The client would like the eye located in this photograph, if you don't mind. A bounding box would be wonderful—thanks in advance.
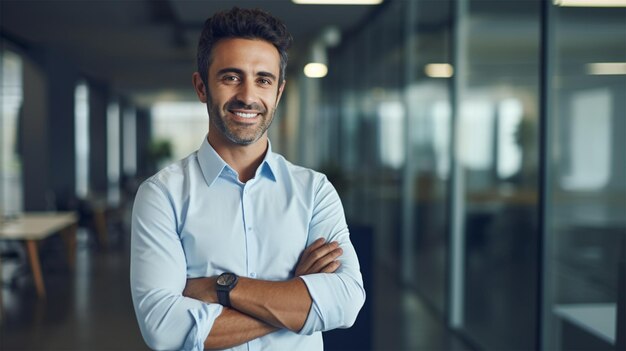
[258,78,272,86]
[222,75,240,84]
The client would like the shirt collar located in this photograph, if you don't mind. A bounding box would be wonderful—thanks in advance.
[198,137,278,187]
[258,140,279,182]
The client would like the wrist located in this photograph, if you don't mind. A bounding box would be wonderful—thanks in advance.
[183,277,219,304]
[208,277,218,303]
[216,273,239,307]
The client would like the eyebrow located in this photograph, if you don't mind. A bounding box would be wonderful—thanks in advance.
[216,67,277,81]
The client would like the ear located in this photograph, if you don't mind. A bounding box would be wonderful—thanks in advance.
[276,80,286,105]
[192,72,208,103]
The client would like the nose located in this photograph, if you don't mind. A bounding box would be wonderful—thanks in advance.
[235,80,257,107]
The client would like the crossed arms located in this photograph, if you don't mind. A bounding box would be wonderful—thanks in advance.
[131,178,366,350]
[183,238,343,349]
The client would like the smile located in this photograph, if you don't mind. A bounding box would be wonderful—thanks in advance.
[233,111,259,119]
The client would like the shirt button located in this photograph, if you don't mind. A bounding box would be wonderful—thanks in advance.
[247,226,253,231]
[250,272,257,278]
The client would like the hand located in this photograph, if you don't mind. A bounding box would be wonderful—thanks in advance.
[295,238,343,276]
[183,277,217,303]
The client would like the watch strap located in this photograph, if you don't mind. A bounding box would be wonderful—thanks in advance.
[217,288,231,307]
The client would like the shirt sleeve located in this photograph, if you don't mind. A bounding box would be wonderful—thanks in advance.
[130,180,223,350]
[298,176,366,335]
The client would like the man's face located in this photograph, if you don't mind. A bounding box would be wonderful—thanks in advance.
[204,38,284,146]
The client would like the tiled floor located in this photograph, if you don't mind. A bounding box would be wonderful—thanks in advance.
[1,225,470,351]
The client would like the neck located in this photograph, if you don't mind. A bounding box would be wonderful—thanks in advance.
[207,131,268,183]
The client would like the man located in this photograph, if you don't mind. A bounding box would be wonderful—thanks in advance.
[130,7,365,351]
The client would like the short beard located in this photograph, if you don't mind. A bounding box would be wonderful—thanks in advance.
[208,97,275,146]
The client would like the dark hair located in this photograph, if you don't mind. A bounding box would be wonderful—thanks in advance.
[197,7,293,86]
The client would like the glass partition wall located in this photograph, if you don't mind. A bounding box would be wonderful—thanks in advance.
[408,0,454,315]
[315,0,624,349]
[543,3,626,350]
[0,48,24,218]
[452,1,541,349]
[325,1,408,270]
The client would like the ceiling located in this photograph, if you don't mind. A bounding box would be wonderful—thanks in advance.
[2,1,622,106]
[0,0,382,105]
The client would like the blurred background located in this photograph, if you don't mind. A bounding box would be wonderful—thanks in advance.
[1,0,625,350]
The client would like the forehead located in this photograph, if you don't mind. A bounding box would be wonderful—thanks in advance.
[209,38,280,75]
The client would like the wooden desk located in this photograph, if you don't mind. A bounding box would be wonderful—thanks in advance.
[0,212,78,299]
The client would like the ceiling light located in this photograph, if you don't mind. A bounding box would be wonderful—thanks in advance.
[554,0,626,7]
[304,63,328,78]
[425,63,453,78]
[293,0,383,5]
[587,62,626,75]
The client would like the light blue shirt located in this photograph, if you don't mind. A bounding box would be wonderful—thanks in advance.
[130,138,365,351]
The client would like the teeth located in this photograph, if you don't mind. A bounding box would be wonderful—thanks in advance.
[234,112,258,118]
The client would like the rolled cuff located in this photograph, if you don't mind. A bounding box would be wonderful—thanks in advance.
[298,273,364,335]
[183,303,223,351]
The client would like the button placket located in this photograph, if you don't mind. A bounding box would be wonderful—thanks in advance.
[242,184,257,280]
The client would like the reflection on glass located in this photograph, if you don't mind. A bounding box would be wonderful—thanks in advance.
[411,81,452,312]
[300,0,623,348]
[544,3,626,350]
[497,99,523,179]
[75,81,89,198]
[561,89,611,191]
[0,49,24,218]
[107,101,120,205]
[458,99,495,172]
[456,0,541,349]
[377,101,405,169]
[432,100,451,179]
[401,0,454,313]
[123,107,137,176]
[323,0,408,267]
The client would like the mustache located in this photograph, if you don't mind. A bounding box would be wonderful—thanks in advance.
[225,99,266,113]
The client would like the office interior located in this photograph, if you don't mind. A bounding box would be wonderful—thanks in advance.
[1,0,625,350]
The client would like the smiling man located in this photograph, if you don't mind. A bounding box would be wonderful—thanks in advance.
[130,7,365,351]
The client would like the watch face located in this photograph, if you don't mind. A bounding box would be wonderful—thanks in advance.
[217,273,236,286]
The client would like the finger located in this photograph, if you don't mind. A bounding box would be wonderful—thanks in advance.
[302,238,326,256]
[298,239,334,273]
[307,241,340,263]
[309,247,343,273]
[320,260,341,273]
[296,239,326,274]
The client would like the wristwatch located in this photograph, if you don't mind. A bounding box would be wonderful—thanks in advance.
[216,272,238,307]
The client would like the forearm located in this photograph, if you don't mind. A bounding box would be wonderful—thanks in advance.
[230,277,312,332]
[204,307,278,349]
[184,276,313,332]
